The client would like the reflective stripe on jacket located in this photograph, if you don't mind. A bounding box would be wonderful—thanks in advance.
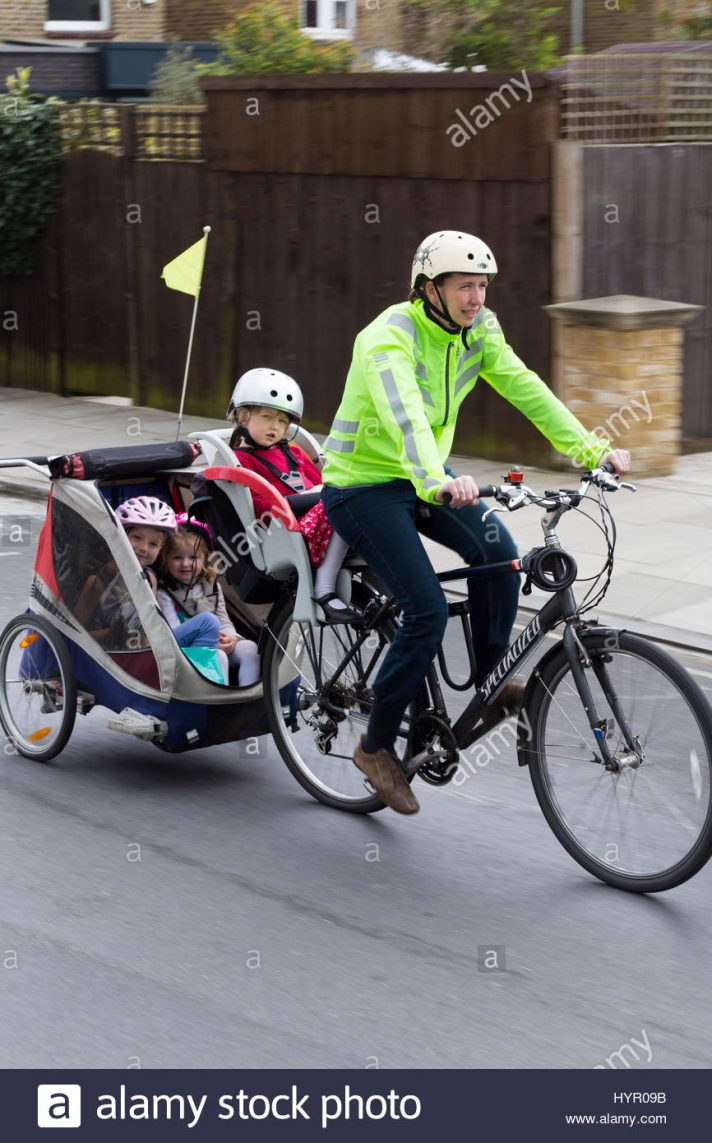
[322,299,610,503]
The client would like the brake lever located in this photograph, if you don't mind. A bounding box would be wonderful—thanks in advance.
[482,504,505,522]
[483,488,527,519]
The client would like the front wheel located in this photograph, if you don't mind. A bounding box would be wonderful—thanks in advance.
[262,582,412,813]
[524,630,712,892]
[0,613,77,762]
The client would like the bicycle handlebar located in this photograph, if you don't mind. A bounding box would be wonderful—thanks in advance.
[438,464,634,512]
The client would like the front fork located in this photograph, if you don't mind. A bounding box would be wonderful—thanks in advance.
[562,623,641,772]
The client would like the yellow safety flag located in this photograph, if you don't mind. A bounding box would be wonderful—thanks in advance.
[161,234,207,297]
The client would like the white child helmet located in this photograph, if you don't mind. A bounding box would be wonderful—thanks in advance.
[115,495,177,532]
[411,230,498,288]
[226,368,304,424]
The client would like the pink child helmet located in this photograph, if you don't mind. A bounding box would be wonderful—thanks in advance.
[175,512,213,546]
[115,495,177,532]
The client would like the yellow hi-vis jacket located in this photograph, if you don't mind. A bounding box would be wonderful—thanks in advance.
[322,299,610,503]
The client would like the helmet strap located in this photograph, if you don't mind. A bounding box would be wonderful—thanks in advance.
[416,284,460,336]
[232,423,262,450]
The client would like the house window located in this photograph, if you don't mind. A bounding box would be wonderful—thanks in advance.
[302,0,355,39]
[46,1,111,32]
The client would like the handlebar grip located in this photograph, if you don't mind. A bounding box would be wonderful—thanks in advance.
[600,461,615,474]
[439,484,496,505]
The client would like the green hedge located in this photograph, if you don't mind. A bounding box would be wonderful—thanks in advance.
[0,69,64,279]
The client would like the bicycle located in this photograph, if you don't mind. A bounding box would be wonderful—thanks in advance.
[261,465,712,894]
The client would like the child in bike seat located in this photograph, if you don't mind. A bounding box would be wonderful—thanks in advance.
[157,517,261,686]
[227,368,356,623]
[74,495,178,647]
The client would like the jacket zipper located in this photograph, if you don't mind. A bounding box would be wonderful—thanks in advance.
[442,341,453,426]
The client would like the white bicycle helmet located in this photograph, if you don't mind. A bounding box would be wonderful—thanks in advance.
[226,367,304,425]
[411,231,497,288]
[115,496,177,532]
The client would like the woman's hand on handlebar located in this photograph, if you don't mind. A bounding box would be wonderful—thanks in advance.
[435,475,480,508]
[599,449,631,475]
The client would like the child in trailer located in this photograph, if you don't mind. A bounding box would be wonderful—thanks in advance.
[157,517,261,686]
[74,495,183,648]
[227,368,357,623]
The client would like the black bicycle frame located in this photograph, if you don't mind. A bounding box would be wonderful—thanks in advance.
[429,563,630,767]
[308,559,629,769]
[433,567,574,745]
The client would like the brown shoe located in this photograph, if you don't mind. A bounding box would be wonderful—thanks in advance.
[353,739,420,815]
[463,678,526,748]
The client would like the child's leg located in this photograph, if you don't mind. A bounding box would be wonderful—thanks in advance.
[228,638,261,686]
[313,533,350,609]
[174,613,220,648]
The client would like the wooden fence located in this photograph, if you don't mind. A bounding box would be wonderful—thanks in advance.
[580,143,712,444]
[0,77,562,463]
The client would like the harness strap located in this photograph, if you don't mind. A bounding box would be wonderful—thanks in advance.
[245,444,306,494]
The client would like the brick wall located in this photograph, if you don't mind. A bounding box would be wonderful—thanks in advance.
[112,1,165,42]
[0,46,100,93]
[0,1,46,39]
[547,0,659,54]
[561,324,684,477]
[164,0,243,41]
[546,0,706,55]
[165,1,406,54]
[355,0,404,55]
[0,1,165,42]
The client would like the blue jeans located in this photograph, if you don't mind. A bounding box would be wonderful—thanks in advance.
[174,613,220,648]
[323,480,520,753]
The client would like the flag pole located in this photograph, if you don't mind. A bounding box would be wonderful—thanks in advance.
[175,225,211,442]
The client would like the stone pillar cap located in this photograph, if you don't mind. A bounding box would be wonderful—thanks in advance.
[544,294,704,330]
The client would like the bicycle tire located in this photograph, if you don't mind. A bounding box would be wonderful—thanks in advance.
[262,581,412,813]
[0,614,77,762]
[524,629,712,892]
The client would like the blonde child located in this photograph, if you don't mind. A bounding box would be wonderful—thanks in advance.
[75,495,177,646]
[157,518,261,686]
[227,368,356,623]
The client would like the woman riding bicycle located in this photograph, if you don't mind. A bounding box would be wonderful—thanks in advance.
[322,229,630,816]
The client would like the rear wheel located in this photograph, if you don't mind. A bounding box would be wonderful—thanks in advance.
[525,630,712,892]
[262,582,413,813]
[0,614,77,762]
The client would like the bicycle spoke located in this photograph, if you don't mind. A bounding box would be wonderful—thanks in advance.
[263,587,410,811]
[532,638,712,886]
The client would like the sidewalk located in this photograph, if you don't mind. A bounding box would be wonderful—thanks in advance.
[1,387,711,652]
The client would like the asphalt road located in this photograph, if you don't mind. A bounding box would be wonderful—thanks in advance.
[1,502,712,1069]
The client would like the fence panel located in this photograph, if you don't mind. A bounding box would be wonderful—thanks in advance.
[2,84,559,464]
[582,144,712,444]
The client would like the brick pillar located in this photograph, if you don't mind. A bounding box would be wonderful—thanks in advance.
[544,295,703,477]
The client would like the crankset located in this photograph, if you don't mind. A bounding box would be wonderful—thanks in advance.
[405,713,460,785]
